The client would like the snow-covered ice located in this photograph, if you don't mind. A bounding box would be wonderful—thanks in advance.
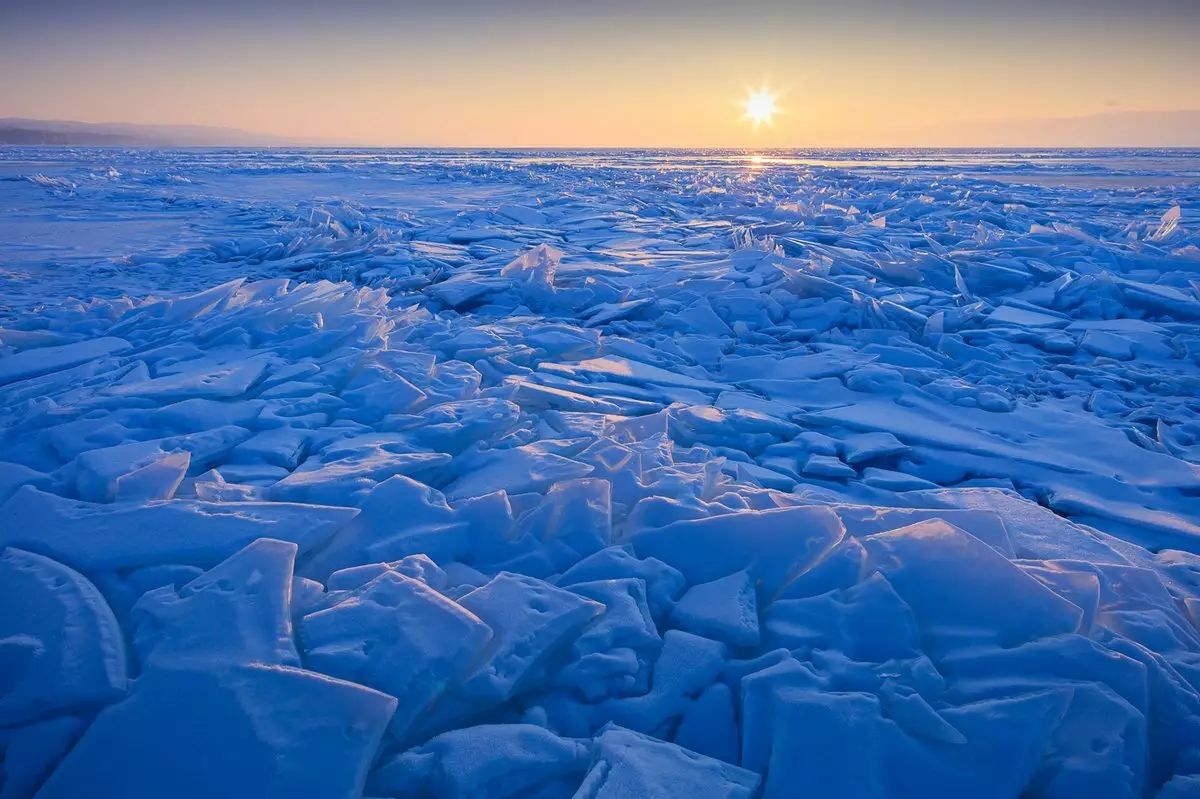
[1,147,1200,797]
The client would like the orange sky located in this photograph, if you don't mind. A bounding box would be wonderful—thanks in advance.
[2,2,1198,146]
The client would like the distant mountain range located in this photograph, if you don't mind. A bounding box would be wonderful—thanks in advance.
[2,110,1198,148]
[888,110,1200,149]
[0,118,303,146]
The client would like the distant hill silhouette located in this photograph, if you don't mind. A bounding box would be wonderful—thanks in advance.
[0,118,301,146]
[3,110,1197,148]
[877,110,1200,148]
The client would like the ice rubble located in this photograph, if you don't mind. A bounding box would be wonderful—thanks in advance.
[1,148,1200,797]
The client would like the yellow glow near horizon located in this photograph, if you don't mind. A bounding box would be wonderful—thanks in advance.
[743,87,780,127]
[2,14,1197,148]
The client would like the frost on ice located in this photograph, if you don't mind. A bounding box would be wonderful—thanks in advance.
[1,147,1200,797]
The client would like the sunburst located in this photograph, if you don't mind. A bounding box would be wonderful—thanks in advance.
[743,87,780,127]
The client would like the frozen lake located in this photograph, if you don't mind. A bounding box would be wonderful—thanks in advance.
[2,147,1200,798]
[2,147,1198,312]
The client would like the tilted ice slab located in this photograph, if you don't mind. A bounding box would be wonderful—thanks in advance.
[0,548,128,727]
[0,148,1199,798]
[0,485,357,571]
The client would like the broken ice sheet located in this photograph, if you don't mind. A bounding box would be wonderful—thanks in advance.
[4,148,1200,799]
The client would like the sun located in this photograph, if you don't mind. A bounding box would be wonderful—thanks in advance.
[743,87,780,127]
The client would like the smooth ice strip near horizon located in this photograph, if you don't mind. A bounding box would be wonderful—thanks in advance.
[0,147,1199,798]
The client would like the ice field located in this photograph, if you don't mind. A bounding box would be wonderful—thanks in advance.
[1,147,1200,798]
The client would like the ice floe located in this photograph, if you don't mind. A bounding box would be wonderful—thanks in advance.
[0,147,1198,797]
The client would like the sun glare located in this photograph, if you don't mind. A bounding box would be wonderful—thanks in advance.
[743,87,779,127]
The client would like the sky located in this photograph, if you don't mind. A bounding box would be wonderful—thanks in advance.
[2,0,1198,146]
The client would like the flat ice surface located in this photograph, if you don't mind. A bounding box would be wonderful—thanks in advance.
[1,147,1199,798]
